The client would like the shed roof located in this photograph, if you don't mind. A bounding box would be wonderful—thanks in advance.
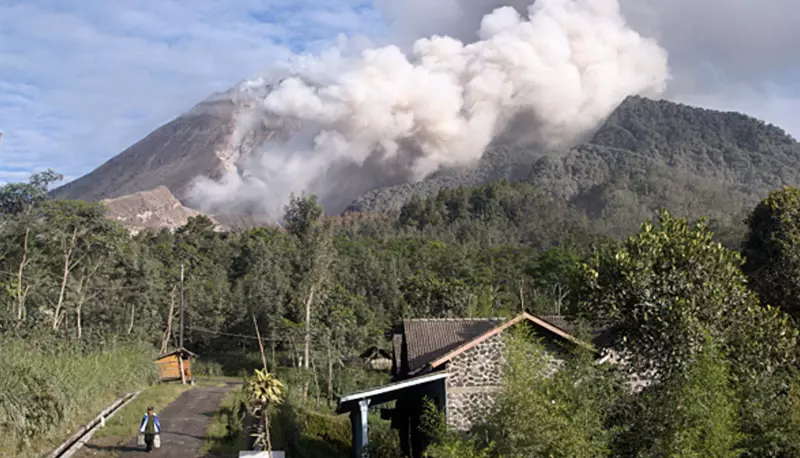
[156,347,197,360]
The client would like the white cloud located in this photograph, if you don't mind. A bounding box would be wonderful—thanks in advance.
[375,0,800,140]
[0,0,382,185]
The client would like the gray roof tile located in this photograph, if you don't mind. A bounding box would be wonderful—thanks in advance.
[402,318,506,373]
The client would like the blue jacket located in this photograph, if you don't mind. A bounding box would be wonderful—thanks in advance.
[139,413,161,434]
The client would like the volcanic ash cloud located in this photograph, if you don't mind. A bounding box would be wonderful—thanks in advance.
[189,0,669,220]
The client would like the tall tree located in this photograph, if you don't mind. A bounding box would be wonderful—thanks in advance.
[0,170,62,323]
[742,186,800,320]
[284,194,333,398]
[37,200,120,330]
[577,210,797,383]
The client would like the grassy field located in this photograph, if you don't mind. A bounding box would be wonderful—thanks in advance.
[0,338,157,458]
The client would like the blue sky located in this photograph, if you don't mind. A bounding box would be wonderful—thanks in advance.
[0,0,385,185]
[1,0,799,186]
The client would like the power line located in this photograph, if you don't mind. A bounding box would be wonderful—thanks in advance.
[188,326,328,343]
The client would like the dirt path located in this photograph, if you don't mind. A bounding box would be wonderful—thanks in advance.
[79,383,237,458]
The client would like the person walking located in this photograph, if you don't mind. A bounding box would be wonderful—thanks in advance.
[139,406,162,452]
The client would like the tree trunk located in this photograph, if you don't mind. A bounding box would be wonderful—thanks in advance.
[77,303,82,339]
[128,303,136,334]
[312,356,321,409]
[264,411,273,457]
[302,284,316,403]
[270,329,277,371]
[327,339,334,405]
[252,312,268,371]
[53,228,79,330]
[161,288,176,354]
[74,275,91,339]
[53,248,73,330]
[16,227,29,321]
[303,284,315,370]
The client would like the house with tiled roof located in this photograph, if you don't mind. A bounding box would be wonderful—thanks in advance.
[336,311,611,458]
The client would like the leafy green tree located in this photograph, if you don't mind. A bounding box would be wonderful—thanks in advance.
[0,170,62,324]
[0,169,62,215]
[636,334,743,458]
[483,328,620,458]
[36,200,124,331]
[577,211,797,383]
[283,194,333,399]
[742,186,800,319]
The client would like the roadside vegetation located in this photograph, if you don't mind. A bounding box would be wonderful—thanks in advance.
[0,337,156,457]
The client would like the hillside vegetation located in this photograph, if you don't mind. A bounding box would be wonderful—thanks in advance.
[350,96,800,245]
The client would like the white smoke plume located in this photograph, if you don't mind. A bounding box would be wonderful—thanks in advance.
[188,0,669,221]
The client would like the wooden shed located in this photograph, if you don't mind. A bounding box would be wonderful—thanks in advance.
[154,347,197,384]
[359,346,392,372]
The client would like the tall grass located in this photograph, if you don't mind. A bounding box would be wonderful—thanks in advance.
[0,337,158,457]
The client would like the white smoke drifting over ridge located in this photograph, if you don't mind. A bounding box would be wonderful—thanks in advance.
[188,0,669,221]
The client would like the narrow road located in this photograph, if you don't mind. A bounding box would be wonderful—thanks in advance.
[80,382,237,458]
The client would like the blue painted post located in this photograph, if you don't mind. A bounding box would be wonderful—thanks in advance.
[351,399,370,458]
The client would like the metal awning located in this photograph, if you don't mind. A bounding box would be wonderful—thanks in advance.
[336,372,449,414]
[336,371,449,458]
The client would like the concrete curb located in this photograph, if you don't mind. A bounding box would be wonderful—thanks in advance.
[47,390,142,458]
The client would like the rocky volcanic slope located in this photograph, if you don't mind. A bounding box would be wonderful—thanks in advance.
[100,186,219,234]
[49,88,287,204]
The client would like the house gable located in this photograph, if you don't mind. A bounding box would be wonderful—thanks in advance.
[429,312,592,370]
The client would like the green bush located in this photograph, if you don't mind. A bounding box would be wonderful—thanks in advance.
[0,337,157,455]
[272,402,350,458]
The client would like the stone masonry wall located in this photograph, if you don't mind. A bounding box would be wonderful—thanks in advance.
[445,334,505,431]
[444,332,568,431]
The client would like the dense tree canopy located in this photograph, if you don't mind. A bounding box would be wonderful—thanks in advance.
[5,173,800,457]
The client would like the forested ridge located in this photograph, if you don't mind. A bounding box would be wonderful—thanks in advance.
[351,96,800,246]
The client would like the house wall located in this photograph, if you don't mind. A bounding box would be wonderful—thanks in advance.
[445,334,505,431]
[444,332,567,431]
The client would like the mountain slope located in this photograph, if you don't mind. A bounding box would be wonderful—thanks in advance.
[349,96,800,239]
[51,89,800,237]
[49,89,289,205]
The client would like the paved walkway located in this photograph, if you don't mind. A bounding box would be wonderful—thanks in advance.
[80,383,237,458]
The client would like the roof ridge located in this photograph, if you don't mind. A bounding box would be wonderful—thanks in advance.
[404,317,507,322]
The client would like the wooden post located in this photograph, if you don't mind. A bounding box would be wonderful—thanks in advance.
[252,312,268,371]
[179,263,185,349]
[179,354,187,385]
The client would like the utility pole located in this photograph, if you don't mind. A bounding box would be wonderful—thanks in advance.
[178,262,187,385]
[179,262,185,348]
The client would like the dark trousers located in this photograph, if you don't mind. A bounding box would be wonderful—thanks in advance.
[145,433,155,451]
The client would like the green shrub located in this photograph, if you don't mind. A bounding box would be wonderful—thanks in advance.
[272,402,350,458]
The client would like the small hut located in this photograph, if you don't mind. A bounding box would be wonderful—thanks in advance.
[155,347,197,384]
[360,346,392,372]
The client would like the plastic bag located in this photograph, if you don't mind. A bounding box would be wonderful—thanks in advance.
[137,433,145,447]
[154,434,161,449]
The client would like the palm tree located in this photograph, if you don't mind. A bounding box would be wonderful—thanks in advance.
[245,368,285,456]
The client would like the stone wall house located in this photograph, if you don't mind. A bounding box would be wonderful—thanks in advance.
[389,312,609,433]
